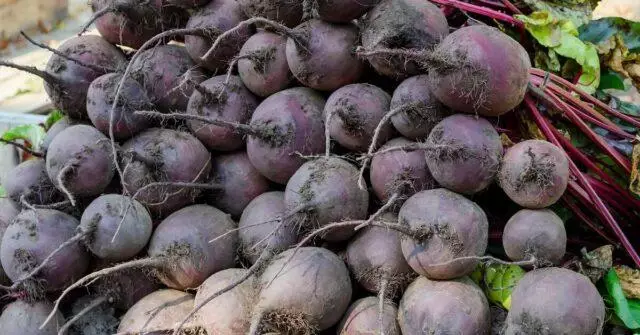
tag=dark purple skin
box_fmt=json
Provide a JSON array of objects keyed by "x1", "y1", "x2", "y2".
[
  {"x1": 0, "y1": 199, "x2": 19, "y2": 284},
  {"x1": 284, "y1": 157, "x2": 369, "y2": 241},
  {"x1": 361, "y1": 0, "x2": 449, "y2": 80},
  {"x1": 91, "y1": 259, "x2": 163, "y2": 311},
  {"x1": 390, "y1": 75, "x2": 450, "y2": 140},
  {"x1": 41, "y1": 117, "x2": 85, "y2": 152},
  {"x1": 87, "y1": 73, "x2": 154, "y2": 141},
  {"x1": 370, "y1": 137, "x2": 435, "y2": 203},
  {"x1": 398, "y1": 276, "x2": 491, "y2": 334},
  {"x1": 165, "y1": 0, "x2": 211, "y2": 8},
  {"x1": 425, "y1": 114, "x2": 502, "y2": 195},
  {"x1": 121, "y1": 128, "x2": 212, "y2": 218},
  {"x1": 237, "y1": 0, "x2": 303, "y2": 27},
  {"x1": 498, "y1": 139, "x2": 570, "y2": 208},
  {"x1": 337, "y1": 297, "x2": 400, "y2": 335},
  {"x1": 247, "y1": 87, "x2": 326, "y2": 184},
  {"x1": 206, "y1": 151, "x2": 270, "y2": 217},
  {"x1": 317, "y1": 0, "x2": 381, "y2": 23},
  {"x1": 399, "y1": 188, "x2": 488, "y2": 280},
  {"x1": 130, "y1": 45, "x2": 208, "y2": 113},
  {"x1": 2, "y1": 158, "x2": 62, "y2": 205},
  {"x1": 252, "y1": 247, "x2": 352, "y2": 333},
  {"x1": 44, "y1": 35, "x2": 126, "y2": 119},
  {"x1": 346, "y1": 213, "x2": 414, "y2": 293},
  {"x1": 186, "y1": 75, "x2": 259, "y2": 152},
  {"x1": 428, "y1": 25, "x2": 531, "y2": 117},
  {"x1": 0, "y1": 209, "x2": 90, "y2": 291},
  {"x1": 238, "y1": 191, "x2": 297, "y2": 263},
  {"x1": 91, "y1": 0, "x2": 185, "y2": 50},
  {"x1": 80, "y1": 194, "x2": 153, "y2": 261},
  {"x1": 238, "y1": 30, "x2": 293, "y2": 97},
  {"x1": 505, "y1": 268, "x2": 605, "y2": 335},
  {"x1": 286, "y1": 20, "x2": 364, "y2": 91},
  {"x1": 325, "y1": 83, "x2": 393, "y2": 152},
  {"x1": 0, "y1": 300, "x2": 64, "y2": 335},
  {"x1": 503, "y1": 209, "x2": 567, "y2": 265},
  {"x1": 45, "y1": 125, "x2": 115, "y2": 198},
  {"x1": 185, "y1": 0, "x2": 252, "y2": 71},
  {"x1": 147, "y1": 204, "x2": 237, "y2": 290}
]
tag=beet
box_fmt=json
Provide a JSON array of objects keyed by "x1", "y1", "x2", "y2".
[
  {"x1": 246, "y1": 87, "x2": 326, "y2": 184},
  {"x1": 86, "y1": 72, "x2": 154, "y2": 141},
  {"x1": 185, "y1": 0, "x2": 252, "y2": 71},
  {"x1": 284, "y1": 157, "x2": 369, "y2": 241},
  {"x1": 0, "y1": 198, "x2": 19, "y2": 284},
  {"x1": 286, "y1": 19, "x2": 364, "y2": 91},
  {"x1": 147, "y1": 204, "x2": 237, "y2": 290},
  {"x1": 389, "y1": 74, "x2": 450, "y2": 140},
  {"x1": 118, "y1": 289, "x2": 200, "y2": 334},
  {"x1": 325, "y1": 83, "x2": 393, "y2": 152},
  {"x1": 317, "y1": 0, "x2": 381, "y2": 23},
  {"x1": 503, "y1": 209, "x2": 567, "y2": 265},
  {"x1": 398, "y1": 276, "x2": 491, "y2": 334},
  {"x1": 370, "y1": 137, "x2": 435, "y2": 204},
  {"x1": 207, "y1": 151, "x2": 271, "y2": 218},
  {"x1": 238, "y1": 30, "x2": 293, "y2": 97},
  {"x1": 361, "y1": 0, "x2": 449, "y2": 79},
  {"x1": 249, "y1": 247, "x2": 352, "y2": 333},
  {"x1": 45, "y1": 125, "x2": 115, "y2": 200},
  {"x1": 238, "y1": 191, "x2": 298, "y2": 263},
  {"x1": 0, "y1": 300, "x2": 64, "y2": 335},
  {"x1": 425, "y1": 114, "x2": 502, "y2": 195},
  {"x1": 44, "y1": 35, "x2": 126, "y2": 119},
  {"x1": 130, "y1": 45, "x2": 208, "y2": 113},
  {"x1": 186, "y1": 75, "x2": 259, "y2": 152},
  {"x1": 505, "y1": 268, "x2": 605, "y2": 335},
  {"x1": 41, "y1": 117, "x2": 84, "y2": 152},
  {"x1": 0, "y1": 209, "x2": 90, "y2": 292},
  {"x1": 121, "y1": 128, "x2": 212, "y2": 218},
  {"x1": 2, "y1": 158, "x2": 62, "y2": 205},
  {"x1": 428, "y1": 25, "x2": 531, "y2": 117},
  {"x1": 399, "y1": 188, "x2": 488, "y2": 279},
  {"x1": 498, "y1": 139, "x2": 570, "y2": 208},
  {"x1": 80, "y1": 194, "x2": 153, "y2": 261},
  {"x1": 337, "y1": 297, "x2": 400, "y2": 335},
  {"x1": 195, "y1": 268, "x2": 257, "y2": 334}
]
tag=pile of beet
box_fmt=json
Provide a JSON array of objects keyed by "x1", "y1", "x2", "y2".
[{"x1": 1, "y1": 0, "x2": 626, "y2": 334}]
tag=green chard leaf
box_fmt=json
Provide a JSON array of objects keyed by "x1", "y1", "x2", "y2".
[
  {"x1": 44, "y1": 110, "x2": 64, "y2": 130},
  {"x1": 603, "y1": 269, "x2": 640, "y2": 330},
  {"x1": 0, "y1": 124, "x2": 46, "y2": 152}
]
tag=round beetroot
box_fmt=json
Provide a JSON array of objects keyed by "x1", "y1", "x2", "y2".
[
  {"x1": 0, "y1": 300, "x2": 64, "y2": 335},
  {"x1": 238, "y1": 192, "x2": 298, "y2": 263},
  {"x1": 45, "y1": 125, "x2": 115, "y2": 199},
  {"x1": 237, "y1": 0, "x2": 303, "y2": 27},
  {"x1": 118, "y1": 289, "x2": 198, "y2": 334},
  {"x1": 284, "y1": 157, "x2": 369, "y2": 241},
  {"x1": 247, "y1": 87, "x2": 326, "y2": 184},
  {"x1": 185, "y1": 0, "x2": 252, "y2": 71},
  {"x1": 498, "y1": 139, "x2": 570, "y2": 208},
  {"x1": 147, "y1": 204, "x2": 237, "y2": 290},
  {"x1": 399, "y1": 188, "x2": 488, "y2": 279},
  {"x1": 425, "y1": 114, "x2": 502, "y2": 195},
  {"x1": 3, "y1": 158, "x2": 61, "y2": 205},
  {"x1": 361, "y1": 0, "x2": 449, "y2": 79},
  {"x1": 286, "y1": 19, "x2": 364, "y2": 91},
  {"x1": 0, "y1": 209, "x2": 90, "y2": 292},
  {"x1": 186, "y1": 75, "x2": 259, "y2": 152},
  {"x1": 398, "y1": 276, "x2": 491, "y2": 334},
  {"x1": 505, "y1": 268, "x2": 605, "y2": 335},
  {"x1": 370, "y1": 137, "x2": 435, "y2": 204},
  {"x1": 325, "y1": 83, "x2": 393, "y2": 152},
  {"x1": 337, "y1": 297, "x2": 400, "y2": 335},
  {"x1": 238, "y1": 30, "x2": 293, "y2": 97},
  {"x1": 428, "y1": 25, "x2": 531, "y2": 117},
  {"x1": 503, "y1": 209, "x2": 567, "y2": 265},
  {"x1": 390, "y1": 75, "x2": 450, "y2": 140},
  {"x1": 317, "y1": 0, "x2": 381, "y2": 23},
  {"x1": 206, "y1": 151, "x2": 271, "y2": 217},
  {"x1": 44, "y1": 35, "x2": 126, "y2": 119}
]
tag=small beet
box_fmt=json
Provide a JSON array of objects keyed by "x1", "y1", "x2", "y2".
[
  {"x1": 2, "y1": 158, "x2": 62, "y2": 205},
  {"x1": 325, "y1": 83, "x2": 393, "y2": 152},
  {"x1": 337, "y1": 297, "x2": 400, "y2": 335},
  {"x1": 503, "y1": 209, "x2": 567, "y2": 265},
  {"x1": 0, "y1": 300, "x2": 64, "y2": 335},
  {"x1": 237, "y1": 0, "x2": 303, "y2": 27},
  {"x1": 238, "y1": 30, "x2": 293, "y2": 97},
  {"x1": 498, "y1": 139, "x2": 570, "y2": 208},
  {"x1": 399, "y1": 188, "x2": 488, "y2": 279}
]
